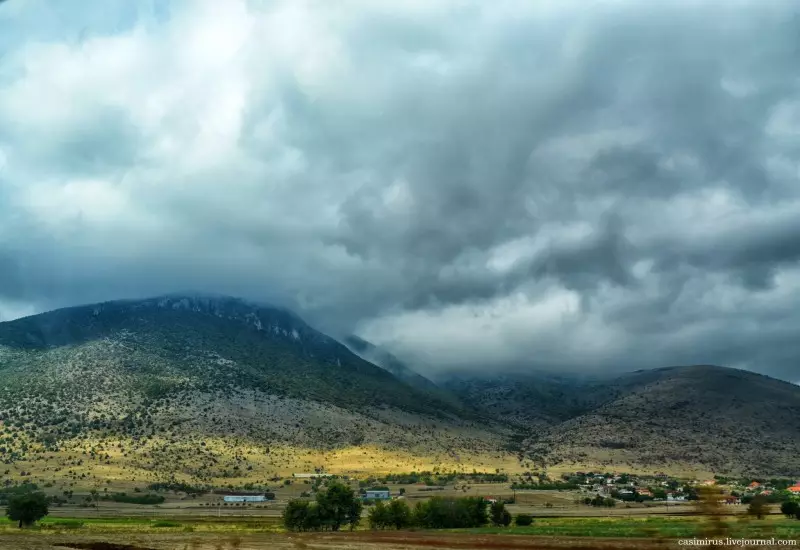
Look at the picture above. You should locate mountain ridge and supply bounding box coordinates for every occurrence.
[1,295,798,481]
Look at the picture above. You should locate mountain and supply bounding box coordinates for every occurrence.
[2,295,798,484]
[446,365,800,476]
[438,371,609,429]
[0,295,513,487]
[343,335,463,409]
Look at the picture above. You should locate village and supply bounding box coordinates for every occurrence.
[206,470,800,513]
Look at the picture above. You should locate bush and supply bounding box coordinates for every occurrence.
[781,501,799,518]
[515,514,533,526]
[151,520,181,528]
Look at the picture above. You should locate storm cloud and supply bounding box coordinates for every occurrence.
[1,0,799,382]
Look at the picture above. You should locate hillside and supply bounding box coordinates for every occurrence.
[517,366,800,476]
[2,296,798,485]
[0,295,516,489]
[343,335,464,409]
[438,371,609,430]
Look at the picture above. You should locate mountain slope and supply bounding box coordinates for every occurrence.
[0,295,514,487]
[343,335,464,409]
[438,371,609,429]
[0,295,457,416]
[519,365,800,476]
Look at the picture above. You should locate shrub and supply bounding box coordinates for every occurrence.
[151,520,181,528]
[515,514,533,527]
[781,501,799,518]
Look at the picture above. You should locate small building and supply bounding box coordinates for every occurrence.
[293,473,335,478]
[788,485,800,494]
[223,494,268,503]
[721,496,741,505]
[365,490,391,500]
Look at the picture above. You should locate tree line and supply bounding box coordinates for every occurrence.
[283,482,534,531]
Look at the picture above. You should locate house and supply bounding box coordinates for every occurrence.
[365,490,391,500]
[667,494,687,502]
[222,493,269,503]
[788,485,800,494]
[721,496,741,505]
[748,481,762,490]
[637,489,653,497]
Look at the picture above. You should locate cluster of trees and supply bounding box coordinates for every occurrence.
[282,482,363,532]
[370,497,521,529]
[377,471,508,487]
[584,495,616,508]
[285,489,534,532]
[368,500,414,529]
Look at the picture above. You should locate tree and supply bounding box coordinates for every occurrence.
[515,513,533,527]
[368,501,392,529]
[781,501,799,518]
[6,492,49,528]
[387,499,412,529]
[747,495,768,520]
[315,482,361,531]
[490,501,511,527]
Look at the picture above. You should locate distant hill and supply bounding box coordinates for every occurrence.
[446,365,800,476]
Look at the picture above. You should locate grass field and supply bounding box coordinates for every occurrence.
[0,514,798,549]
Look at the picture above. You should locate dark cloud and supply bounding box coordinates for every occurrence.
[1,0,799,382]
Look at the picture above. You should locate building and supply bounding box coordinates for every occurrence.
[788,485,800,494]
[223,494,268,503]
[721,496,741,505]
[293,473,335,478]
[365,490,391,500]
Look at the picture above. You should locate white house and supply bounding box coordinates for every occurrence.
[223,494,267,503]
[365,490,391,500]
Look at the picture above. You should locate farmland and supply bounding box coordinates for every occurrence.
[0,515,799,549]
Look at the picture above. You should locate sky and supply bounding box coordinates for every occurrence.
[0,0,799,382]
